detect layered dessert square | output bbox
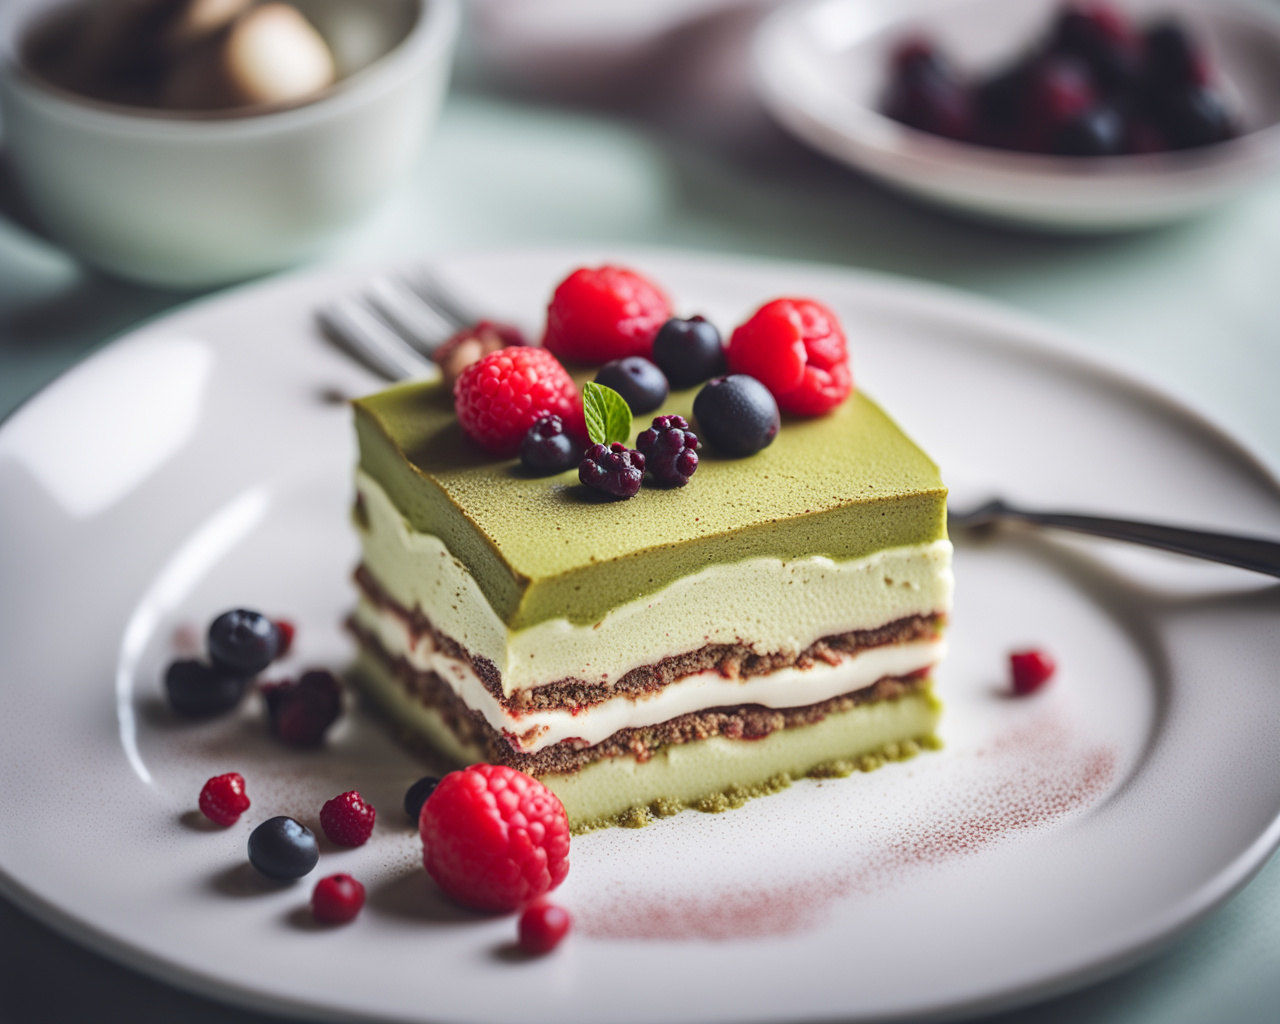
[347,374,951,832]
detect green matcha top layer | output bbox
[353,380,947,631]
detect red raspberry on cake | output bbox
[454,347,584,457]
[726,298,853,416]
[543,266,672,365]
[198,772,250,826]
[420,764,570,913]
[320,790,376,846]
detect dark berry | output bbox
[1024,57,1096,150]
[652,316,726,390]
[1145,20,1209,89]
[1050,104,1125,156]
[974,59,1036,144]
[262,670,342,747]
[403,775,440,825]
[594,357,668,413]
[520,415,580,475]
[579,442,645,499]
[1011,649,1056,695]
[636,415,700,487]
[312,873,366,923]
[1154,84,1235,150]
[320,790,376,847]
[164,659,248,718]
[518,901,572,955]
[693,375,780,458]
[882,38,972,140]
[1049,5,1139,92]
[208,609,280,676]
[198,772,250,826]
[247,816,319,880]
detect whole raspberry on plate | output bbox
[543,266,672,365]
[454,347,584,458]
[726,298,853,416]
[320,790,376,846]
[518,900,572,955]
[312,873,366,924]
[420,764,571,913]
[1011,649,1056,695]
[199,772,250,826]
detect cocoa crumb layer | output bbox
[354,563,944,712]
[348,616,934,777]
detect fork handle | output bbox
[995,506,1280,579]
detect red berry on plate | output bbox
[454,347,584,458]
[543,266,672,365]
[518,900,572,955]
[311,873,366,923]
[726,298,853,416]
[1011,649,1056,695]
[273,619,295,659]
[420,764,571,913]
[320,790,376,847]
[199,772,250,826]
[262,669,343,747]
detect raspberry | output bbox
[518,900,572,955]
[543,266,672,365]
[726,299,853,416]
[198,772,250,826]
[636,415,699,487]
[434,320,527,386]
[1011,649,1056,695]
[420,764,570,913]
[320,790,376,846]
[262,669,342,747]
[312,873,366,924]
[579,442,645,499]
[273,619,295,658]
[454,347,584,458]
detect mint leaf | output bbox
[582,381,632,446]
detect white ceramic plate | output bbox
[752,0,1280,231]
[3,248,1280,1024]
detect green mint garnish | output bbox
[582,381,632,446]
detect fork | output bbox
[318,269,482,381]
[950,498,1280,579]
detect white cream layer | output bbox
[356,470,954,696]
[352,597,945,754]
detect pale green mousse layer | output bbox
[353,380,947,631]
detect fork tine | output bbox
[318,299,439,382]
[366,276,456,355]
[401,267,479,330]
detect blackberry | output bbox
[520,415,579,475]
[693,375,780,458]
[1050,104,1125,156]
[652,316,725,389]
[882,39,971,140]
[262,669,343,747]
[579,442,645,499]
[636,415,700,487]
[247,816,319,880]
[594,357,668,414]
[164,659,248,718]
[208,609,280,676]
[403,775,441,825]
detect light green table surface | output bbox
[3,74,1280,1024]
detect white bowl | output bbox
[0,0,459,288]
[752,0,1280,231]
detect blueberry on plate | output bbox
[692,375,780,458]
[248,816,319,880]
[403,775,441,825]
[594,357,668,414]
[208,609,281,676]
[164,659,249,718]
[652,316,726,390]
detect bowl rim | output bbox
[0,0,459,135]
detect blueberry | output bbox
[594,357,668,414]
[579,442,645,499]
[247,816,319,880]
[652,316,726,390]
[520,415,579,475]
[403,775,441,825]
[1155,84,1235,150]
[1145,21,1203,89]
[1050,105,1125,156]
[882,40,971,140]
[692,375,780,458]
[208,609,280,676]
[164,659,248,718]
[1048,8,1139,92]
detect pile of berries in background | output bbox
[882,3,1238,156]
[449,264,855,500]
